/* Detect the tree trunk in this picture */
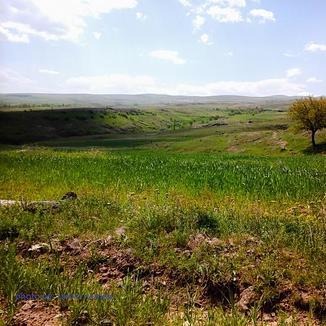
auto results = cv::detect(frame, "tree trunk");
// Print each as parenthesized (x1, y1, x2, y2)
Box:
(311, 130, 316, 148)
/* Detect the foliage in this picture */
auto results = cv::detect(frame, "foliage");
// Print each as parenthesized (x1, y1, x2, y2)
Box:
(289, 97, 326, 147)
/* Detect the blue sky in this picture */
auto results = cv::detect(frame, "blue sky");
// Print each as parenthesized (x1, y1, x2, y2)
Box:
(0, 0, 325, 96)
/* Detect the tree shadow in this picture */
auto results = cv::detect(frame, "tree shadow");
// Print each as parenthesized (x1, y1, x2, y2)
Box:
(302, 142, 326, 154)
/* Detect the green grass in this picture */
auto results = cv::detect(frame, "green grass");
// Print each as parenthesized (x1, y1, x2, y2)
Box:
(0, 149, 324, 201)
(0, 147, 325, 324)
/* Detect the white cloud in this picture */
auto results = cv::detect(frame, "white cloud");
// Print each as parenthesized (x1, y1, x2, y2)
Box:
(0, 0, 138, 43)
(208, 0, 246, 8)
(93, 32, 102, 40)
(0, 67, 308, 96)
(286, 68, 301, 78)
(0, 25, 28, 43)
(226, 51, 233, 56)
(0, 21, 60, 43)
(306, 77, 322, 83)
(193, 15, 205, 30)
(0, 22, 29, 43)
(199, 33, 213, 45)
(39, 69, 60, 75)
(150, 50, 186, 65)
(249, 9, 275, 23)
(179, 0, 274, 30)
(305, 42, 326, 52)
(179, 0, 192, 7)
(207, 6, 243, 23)
(64, 73, 306, 96)
(136, 12, 147, 20)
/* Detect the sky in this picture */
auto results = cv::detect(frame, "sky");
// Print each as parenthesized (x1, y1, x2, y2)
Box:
(0, 0, 325, 96)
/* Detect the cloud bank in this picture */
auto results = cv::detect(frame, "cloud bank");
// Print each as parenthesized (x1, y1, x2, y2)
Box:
(0, 0, 138, 43)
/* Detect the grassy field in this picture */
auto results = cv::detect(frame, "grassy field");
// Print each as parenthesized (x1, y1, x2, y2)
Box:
(0, 148, 325, 325)
(0, 101, 325, 325)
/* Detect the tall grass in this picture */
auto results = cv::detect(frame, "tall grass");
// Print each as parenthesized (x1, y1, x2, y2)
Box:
(0, 149, 324, 201)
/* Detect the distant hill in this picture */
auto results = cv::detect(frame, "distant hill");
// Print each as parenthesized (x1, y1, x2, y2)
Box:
(0, 93, 300, 107)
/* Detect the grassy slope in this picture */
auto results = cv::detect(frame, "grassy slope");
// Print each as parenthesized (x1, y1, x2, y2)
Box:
(0, 106, 224, 144)
(1, 101, 325, 155)
(40, 109, 326, 156)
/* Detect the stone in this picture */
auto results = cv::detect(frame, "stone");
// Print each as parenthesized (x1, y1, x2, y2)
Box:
(236, 286, 258, 312)
(61, 192, 77, 200)
(28, 243, 50, 255)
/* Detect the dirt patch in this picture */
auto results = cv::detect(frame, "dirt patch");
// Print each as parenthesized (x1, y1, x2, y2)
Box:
(10, 234, 326, 325)
(13, 301, 67, 326)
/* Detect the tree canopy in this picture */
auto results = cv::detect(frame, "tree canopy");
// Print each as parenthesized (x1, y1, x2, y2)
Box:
(289, 97, 326, 147)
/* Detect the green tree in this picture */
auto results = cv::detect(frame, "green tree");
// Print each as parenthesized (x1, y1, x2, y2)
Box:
(289, 97, 326, 147)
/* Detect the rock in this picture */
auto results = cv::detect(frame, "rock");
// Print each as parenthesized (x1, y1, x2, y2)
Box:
(26, 201, 60, 212)
(28, 243, 50, 255)
(236, 286, 258, 312)
(61, 192, 77, 200)
(0, 199, 59, 211)
(100, 319, 113, 326)
(0, 200, 18, 207)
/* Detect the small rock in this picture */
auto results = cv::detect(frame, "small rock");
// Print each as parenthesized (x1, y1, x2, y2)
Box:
(0, 200, 19, 207)
(28, 243, 50, 255)
(236, 286, 258, 312)
(100, 319, 113, 326)
(61, 192, 77, 200)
